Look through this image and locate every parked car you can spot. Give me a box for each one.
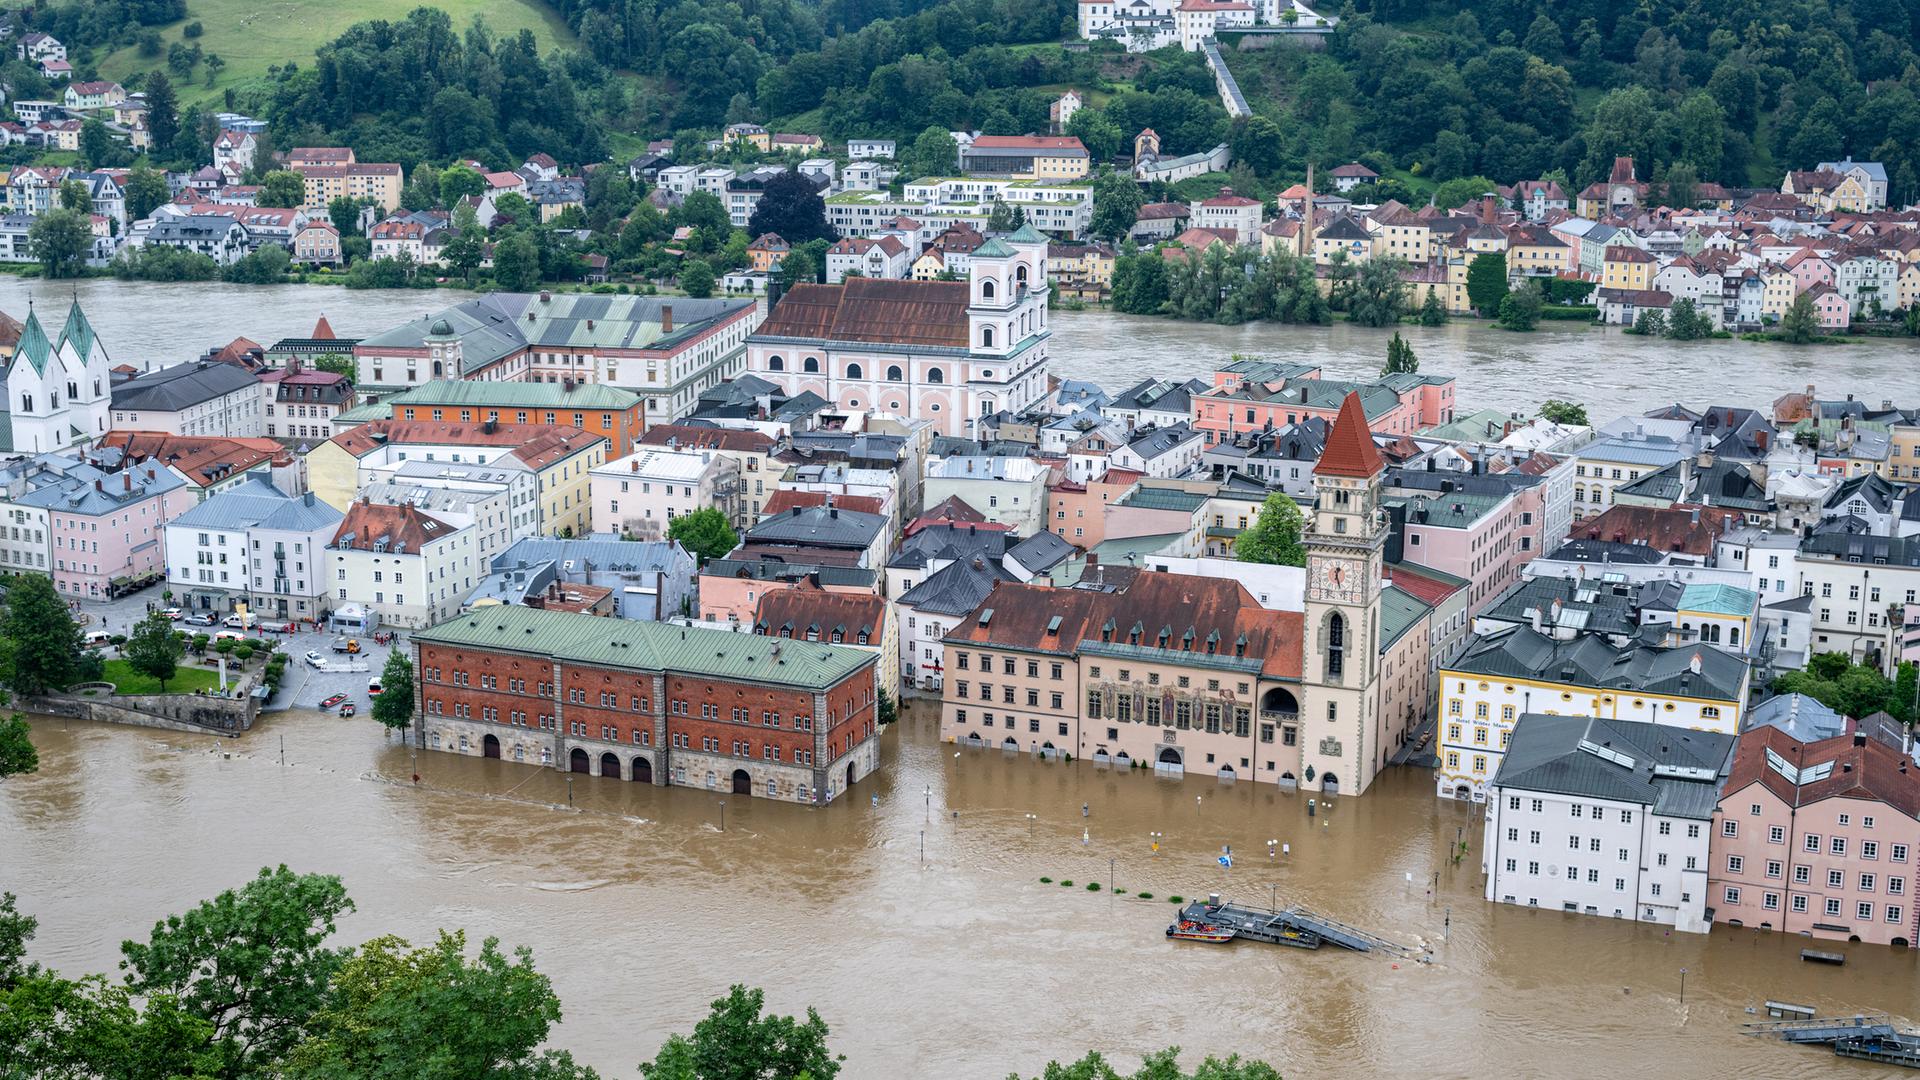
[366,677,383,696]
[81,630,111,649]
[331,637,359,654]
[212,630,248,644]
[185,612,218,627]
[159,607,183,620]
[303,650,326,669]
[222,615,253,629]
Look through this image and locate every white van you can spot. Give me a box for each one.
[366,676,384,696]
[82,630,112,649]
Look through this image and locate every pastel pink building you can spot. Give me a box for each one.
[1191,360,1455,446]
[1390,486,1534,614]
[1805,284,1851,330]
[1709,726,1920,947]
[30,463,196,599]
[696,562,875,627]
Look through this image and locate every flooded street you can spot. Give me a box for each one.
[4,707,1913,1078]
[1,279,1915,419]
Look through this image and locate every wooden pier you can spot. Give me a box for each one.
[1742,1012,1920,1070]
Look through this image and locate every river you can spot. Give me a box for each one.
[2,279,1916,416]
[4,707,1913,1079]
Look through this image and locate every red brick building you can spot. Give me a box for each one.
[413,605,879,803]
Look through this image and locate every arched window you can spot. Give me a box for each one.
[981,278,996,299]
[768,355,785,372]
[803,357,820,373]
[886,365,903,382]
[20,393,30,412]
[1016,264,1030,285]
[927,368,944,383]
[846,363,863,380]
[432,360,443,377]
[1326,612,1345,681]
[981,326,995,348]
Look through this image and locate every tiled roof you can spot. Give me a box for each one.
[327,420,604,465]
[1314,391,1384,478]
[1568,504,1741,556]
[331,501,458,552]
[94,432,281,488]
[763,490,884,518]
[1445,624,1748,702]
[1724,725,1920,820]
[753,278,972,349]
[169,474,343,532]
[744,504,886,548]
[640,423,775,454]
[389,377,638,412]
[754,586,885,642]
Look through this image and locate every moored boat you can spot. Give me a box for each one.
[1166,920,1236,943]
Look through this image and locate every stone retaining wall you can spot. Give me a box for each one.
[25,689,257,738]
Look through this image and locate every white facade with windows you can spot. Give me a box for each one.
[1482,715,1736,933]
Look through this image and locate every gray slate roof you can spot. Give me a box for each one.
[745,505,886,548]
[111,360,260,412]
[1492,713,1736,820]
[168,475,343,533]
[1447,624,1749,702]
[898,556,1009,617]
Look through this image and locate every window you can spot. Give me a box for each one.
[1766,860,1782,878]
[1895,844,1911,862]
[1828,869,1845,888]
[1791,895,1808,912]
[1721,820,1738,837]
[1727,855,1744,873]
[1724,887,1741,905]
[1860,873,1876,892]
[1830,837,1846,857]
[1857,901,1874,921]
[1768,826,1784,844]
[1804,833,1821,852]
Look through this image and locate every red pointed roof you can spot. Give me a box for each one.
[1313,391,1383,478]
[312,314,335,340]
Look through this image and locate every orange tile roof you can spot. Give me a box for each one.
[1313,391,1384,478]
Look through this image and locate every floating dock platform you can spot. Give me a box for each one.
[1176,896,1422,959]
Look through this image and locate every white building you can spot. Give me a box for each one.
[1482,714,1736,933]
[110,360,264,438]
[747,226,1052,438]
[0,452,76,573]
[164,473,343,619]
[825,235,911,283]
[589,446,741,539]
[847,139,895,160]
[4,302,113,455]
[359,461,537,574]
[327,500,478,628]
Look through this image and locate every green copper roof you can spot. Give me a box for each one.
[13,309,52,375]
[389,379,640,411]
[1378,584,1432,653]
[1006,223,1047,244]
[58,302,98,363]
[414,605,875,691]
[972,238,1016,258]
[1677,583,1757,617]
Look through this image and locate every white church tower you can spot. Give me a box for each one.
[5,302,112,454]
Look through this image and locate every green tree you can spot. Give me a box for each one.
[145,71,179,158]
[258,170,309,210]
[778,248,818,291]
[1664,298,1708,340]
[30,208,92,280]
[1628,308,1666,336]
[1383,331,1418,374]
[1088,171,1145,243]
[328,196,364,237]
[312,354,357,385]
[1417,289,1448,326]
[442,204,485,281]
[1111,253,1169,314]
[492,232,542,291]
[0,713,36,781]
[666,507,738,563]
[1236,493,1306,567]
[621,203,668,256]
[987,200,1019,232]
[1346,257,1408,328]
[1497,283,1542,331]
[1780,292,1820,343]
[1539,399,1589,425]
[1012,1047,1281,1080]
[1465,252,1509,316]
[439,165,486,206]
[745,170,833,246]
[679,259,716,298]
[282,931,593,1080]
[371,652,414,736]
[125,165,170,222]
[1066,109,1123,163]
[901,125,956,180]
[671,192,729,236]
[224,244,291,285]
[120,866,355,1076]
[59,179,91,212]
[1,889,35,978]
[638,984,841,1080]
[79,119,118,170]
[124,612,183,692]
[1,573,85,694]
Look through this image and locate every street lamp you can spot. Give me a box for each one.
[1026,812,1037,837]
[1149,830,1162,855]
[1679,967,1687,1004]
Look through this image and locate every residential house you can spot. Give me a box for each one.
[110,360,264,437]
[327,499,478,627]
[163,472,342,619]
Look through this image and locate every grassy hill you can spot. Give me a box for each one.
[95,0,579,104]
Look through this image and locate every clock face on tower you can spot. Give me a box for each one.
[1308,557,1363,605]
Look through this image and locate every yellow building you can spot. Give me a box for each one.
[1506,228,1572,279]
[1367,210,1431,265]
[958,136,1090,181]
[723,123,771,151]
[1899,264,1920,311]
[1760,268,1798,322]
[1601,244,1655,291]
[1314,215,1373,265]
[309,420,608,536]
[295,163,403,213]
[1435,629,1750,802]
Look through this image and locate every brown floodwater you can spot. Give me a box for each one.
[3,706,1914,1078]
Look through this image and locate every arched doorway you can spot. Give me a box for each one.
[1454,783,1472,800]
[846,761,857,787]
[600,752,621,779]
[731,768,751,795]
[569,748,589,773]
[1321,772,1340,795]
[482,734,500,759]
[633,757,653,783]
[966,732,984,746]
[1156,747,1184,777]
[1217,764,1236,782]
[1001,736,1019,750]
[1115,751,1132,768]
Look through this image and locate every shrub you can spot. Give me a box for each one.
[234,645,255,661]
[1060,880,1074,887]
[1136,891,1153,900]
[1168,895,1185,904]
[1039,876,1053,883]
[1114,888,1128,895]
[1086,882,1100,891]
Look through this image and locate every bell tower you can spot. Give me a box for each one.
[1299,391,1386,796]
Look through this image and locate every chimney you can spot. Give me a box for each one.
[122,473,130,491]
[1689,651,1702,675]
[1529,606,1544,632]
[94,479,103,491]
[540,290,551,302]
[661,305,673,333]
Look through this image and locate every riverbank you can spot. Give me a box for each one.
[5,707,1913,1079]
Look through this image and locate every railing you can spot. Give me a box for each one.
[1260,709,1299,725]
